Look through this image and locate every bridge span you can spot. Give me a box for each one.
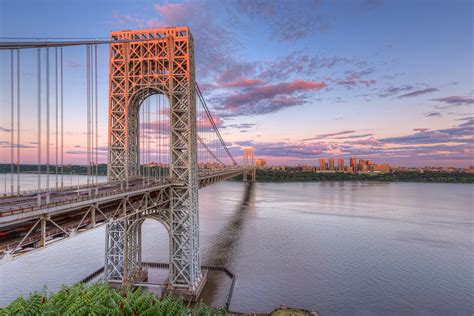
[0,26,257,298]
[0,167,253,259]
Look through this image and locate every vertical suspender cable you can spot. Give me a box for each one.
[86,45,90,185]
[60,47,64,188]
[94,45,98,183]
[37,49,42,196]
[141,101,144,177]
[157,96,160,180]
[91,45,95,184]
[147,98,150,178]
[16,49,20,194]
[159,94,162,181]
[10,50,14,194]
[142,101,145,178]
[55,47,58,188]
[92,45,96,184]
[46,48,50,189]
[145,99,147,178]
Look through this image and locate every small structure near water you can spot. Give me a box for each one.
[270,306,319,316]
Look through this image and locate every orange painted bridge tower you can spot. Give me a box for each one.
[106,27,202,295]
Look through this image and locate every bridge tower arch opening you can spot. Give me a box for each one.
[105,27,203,294]
[129,90,170,180]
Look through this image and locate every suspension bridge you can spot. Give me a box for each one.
[0,27,256,299]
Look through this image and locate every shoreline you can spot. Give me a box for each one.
[232,170,474,184]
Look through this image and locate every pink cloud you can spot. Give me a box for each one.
[225,79,326,110]
[219,78,265,88]
[413,128,430,133]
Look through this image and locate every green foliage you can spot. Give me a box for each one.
[0,283,223,316]
[233,170,474,183]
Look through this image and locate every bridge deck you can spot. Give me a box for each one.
[0,167,251,259]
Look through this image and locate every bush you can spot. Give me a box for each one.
[0,283,224,316]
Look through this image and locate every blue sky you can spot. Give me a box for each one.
[0,0,472,167]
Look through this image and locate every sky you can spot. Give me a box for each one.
[0,0,472,167]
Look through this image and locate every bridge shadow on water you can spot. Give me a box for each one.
[199,182,255,308]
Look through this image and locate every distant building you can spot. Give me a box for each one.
[373,164,391,173]
[350,156,356,172]
[255,158,267,168]
[302,164,313,172]
[319,158,326,171]
[338,158,344,172]
[328,158,335,171]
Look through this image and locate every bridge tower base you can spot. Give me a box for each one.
[242,168,256,183]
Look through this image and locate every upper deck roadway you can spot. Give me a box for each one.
[0,167,252,260]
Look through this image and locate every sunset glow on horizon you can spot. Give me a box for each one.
[0,0,472,167]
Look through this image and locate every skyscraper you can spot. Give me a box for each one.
[350,156,356,172]
[329,158,335,171]
[338,158,344,171]
[319,158,326,171]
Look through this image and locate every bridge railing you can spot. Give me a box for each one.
[0,178,129,199]
[0,178,169,218]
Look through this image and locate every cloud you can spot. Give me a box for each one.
[348,136,382,146]
[425,111,442,118]
[302,130,356,141]
[258,52,366,82]
[456,116,474,127]
[381,120,473,145]
[336,68,377,88]
[219,79,326,116]
[234,139,330,158]
[0,127,12,133]
[413,128,430,132]
[432,96,474,107]
[0,142,36,149]
[378,85,414,98]
[397,87,439,98]
[218,78,264,89]
[235,0,330,42]
[229,117,474,167]
[334,133,374,139]
[225,123,257,129]
[149,0,237,78]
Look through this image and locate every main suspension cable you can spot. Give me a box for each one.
[195,82,237,166]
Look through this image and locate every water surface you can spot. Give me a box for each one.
[1,180,472,315]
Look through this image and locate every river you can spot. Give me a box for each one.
[0,176,473,314]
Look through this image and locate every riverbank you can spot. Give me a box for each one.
[1,164,472,184]
[233,170,474,183]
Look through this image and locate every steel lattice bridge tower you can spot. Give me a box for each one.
[0,26,257,298]
[106,27,203,293]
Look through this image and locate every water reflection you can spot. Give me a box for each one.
[200,183,255,307]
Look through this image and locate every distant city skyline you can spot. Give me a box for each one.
[0,0,472,167]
